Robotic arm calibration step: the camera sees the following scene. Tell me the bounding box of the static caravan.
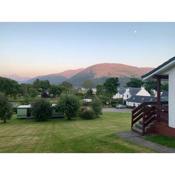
[17,104,64,119]
[51,104,64,118]
[17,105,32,118]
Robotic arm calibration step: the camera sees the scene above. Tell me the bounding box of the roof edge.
[142,56,175,80]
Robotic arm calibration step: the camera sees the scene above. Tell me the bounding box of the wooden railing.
[131,101,168,135]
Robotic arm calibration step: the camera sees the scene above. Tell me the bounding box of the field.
[0,112,153,153]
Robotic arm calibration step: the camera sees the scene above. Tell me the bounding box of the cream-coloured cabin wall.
[168,67,175,128]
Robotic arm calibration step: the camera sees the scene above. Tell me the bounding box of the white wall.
[136,87,151,96]
[123,88,131,100]
[168,67,175,128]
[112,93,123,99]
[126,101,140,107]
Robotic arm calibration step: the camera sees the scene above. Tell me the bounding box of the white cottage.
[131,56,175,137]
[123,87,150,101]
[113,87,150,100]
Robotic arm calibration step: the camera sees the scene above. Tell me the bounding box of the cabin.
[131,56,175,137]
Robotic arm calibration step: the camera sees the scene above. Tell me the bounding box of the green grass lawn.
[145,135,175,148]
[0,112,153,153]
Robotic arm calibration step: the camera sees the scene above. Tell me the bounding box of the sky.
[0,22,175,78]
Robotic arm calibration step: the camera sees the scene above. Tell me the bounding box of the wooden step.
[135,123,143,130]
[132,125,143,134]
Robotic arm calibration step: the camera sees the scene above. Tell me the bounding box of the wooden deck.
[131,101,175,136]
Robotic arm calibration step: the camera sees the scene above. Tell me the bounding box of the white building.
[131,56,175,137]
[113,87,151,104]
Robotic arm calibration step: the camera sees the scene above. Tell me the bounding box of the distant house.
[77,87,87,94]
[113,87,151,104]
[92,88,97,95]
[112,88,125,99]
[126,90,168,107]
[161,91,168,101]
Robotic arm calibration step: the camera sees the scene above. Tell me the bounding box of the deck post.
[156,76,161,119]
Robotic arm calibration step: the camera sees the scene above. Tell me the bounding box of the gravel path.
[118,131,175,153]
[103,108,131,113]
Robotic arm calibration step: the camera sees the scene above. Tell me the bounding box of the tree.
[59,81,73,93]
[59,94,80,120]
[103,77,119,98]
[85,89,93,98]
[32,99,52,121]
[144,80,157,94]
[161,83,168,91]
[61,81,73,89]
[33,79,50,90]
[82,80,94,89]
[0,77,20,97]
[96,84,105,96]
[49,85,62,97]
[126,78,143,88]
[0,93,13,123]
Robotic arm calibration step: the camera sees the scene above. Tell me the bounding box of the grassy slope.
[0,112,153,153]
[145,135,175,148]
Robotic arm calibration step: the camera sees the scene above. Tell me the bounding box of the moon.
[134,30,137,34]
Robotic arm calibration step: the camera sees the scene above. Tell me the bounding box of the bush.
[59,94,80,120]
[32,99,52,121]
[79,107,95,120]
[91,97,102,117]
[0,93,13,123]
[111,98,123,107]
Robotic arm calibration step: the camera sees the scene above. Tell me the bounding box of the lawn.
[0,112,153,153]
[145,135,175,148]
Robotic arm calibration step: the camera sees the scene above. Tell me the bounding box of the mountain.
[25,63,153,86]
[68,63,153,86]
[4,75,31,83]
[26,68,84,84]
[58,68,84,78]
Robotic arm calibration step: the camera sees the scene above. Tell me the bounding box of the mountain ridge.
[7,63,153,86]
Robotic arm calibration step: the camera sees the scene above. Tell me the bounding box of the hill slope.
[25,63,153,86]
[26,68,84,84]
[68,63,153,86]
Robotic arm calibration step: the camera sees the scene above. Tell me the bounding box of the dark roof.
[128,87,140,96]
[161,91,168,97]
[118,87,126,94]
[127,95,156,103]
[142,56,175,80]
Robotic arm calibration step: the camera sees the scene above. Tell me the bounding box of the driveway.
[102,108,131,113]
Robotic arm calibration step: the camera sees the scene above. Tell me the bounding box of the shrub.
[32,99,52,121]
[111,98,123,107]
[91,97,102,117]
[59,94,80,120]
[0,93,13,123]
[79,107,95,120]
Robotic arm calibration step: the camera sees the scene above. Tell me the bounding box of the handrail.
[131,101,168,135]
